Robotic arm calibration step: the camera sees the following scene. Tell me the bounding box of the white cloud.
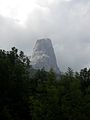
[0,0,38,25]
[0,0,90,71]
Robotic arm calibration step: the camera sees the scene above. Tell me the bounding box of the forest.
[0,47,90,120]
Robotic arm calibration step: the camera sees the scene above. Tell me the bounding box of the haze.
[0,0,90,71]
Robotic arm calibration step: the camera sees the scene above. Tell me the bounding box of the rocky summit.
[30,38,60,74]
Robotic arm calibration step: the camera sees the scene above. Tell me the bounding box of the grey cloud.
[0,0,90,71]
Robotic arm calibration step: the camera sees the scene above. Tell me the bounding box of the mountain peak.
[31,38,60,74]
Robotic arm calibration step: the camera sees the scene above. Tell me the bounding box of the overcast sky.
[0,0,90,72]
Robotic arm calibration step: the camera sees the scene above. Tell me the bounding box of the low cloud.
[0,0,90,71]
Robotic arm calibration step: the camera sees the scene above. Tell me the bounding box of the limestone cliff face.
[30,38,60,74]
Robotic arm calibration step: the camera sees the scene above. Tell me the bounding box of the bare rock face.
[30,38,60,74]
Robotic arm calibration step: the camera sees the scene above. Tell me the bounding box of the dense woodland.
[0,47,90,120]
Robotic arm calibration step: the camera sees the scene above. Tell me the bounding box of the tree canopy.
[0,47,90,120]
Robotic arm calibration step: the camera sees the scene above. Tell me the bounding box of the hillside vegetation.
[0,47,90,120]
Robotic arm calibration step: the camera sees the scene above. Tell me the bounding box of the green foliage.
[30,67,90,120]
[0,48,90,120]
[0,47,31,120]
